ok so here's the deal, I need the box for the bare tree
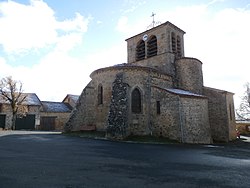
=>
[0,76,27,130]
[236,82,250,120]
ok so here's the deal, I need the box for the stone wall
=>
[151,87,181,141]
[180,97,211,144]
[67,65,174,134]
[226,92,236,140]
[151,86,211,143]
[203,87,236,142]
[107,73,128,139]
[65,82,95,132]
[129,53,176,77]
[175,58,203,94]
[90,66,173,133]
[0,104,12,129]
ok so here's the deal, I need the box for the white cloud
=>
[0,0,89,55]
[22,41,127,101]
[0,57,12,76]
[115,16,152,38]
[116,16,129,33]
[0,0,90,101]
[0,0,57,54]
[28,51,86,101]
[0,40,127,102]
[121,0,146,14]
[55,32,83,53]
[96,20,102,25]
[56,12,88,33]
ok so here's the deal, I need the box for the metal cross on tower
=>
[151,12,156,27]
[146,12,161,30]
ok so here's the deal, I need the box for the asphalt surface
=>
[0,131,250,188]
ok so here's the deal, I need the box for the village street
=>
[0,131,250,188]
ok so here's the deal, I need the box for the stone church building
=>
[65,21,236,144]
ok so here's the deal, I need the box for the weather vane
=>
[147,12,161,30]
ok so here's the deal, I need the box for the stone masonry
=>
[106,73,129,139]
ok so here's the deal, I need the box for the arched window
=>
[131,88,142,113]
[136,40,145,61]
[171,32,176,54]
[147,35,157,58]
[177,35,182,58]
[98,84,103,105]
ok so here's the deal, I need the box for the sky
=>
[0,0,250,108]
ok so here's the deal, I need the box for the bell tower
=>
[125,21,185,76]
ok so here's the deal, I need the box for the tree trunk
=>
[12,112,17,130]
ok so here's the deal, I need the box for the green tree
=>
[0,76,27,130]
[236,82,250,120]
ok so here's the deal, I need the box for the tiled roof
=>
[41,101,71,113]
[165,88,206,98]
[62,94,79,104]
[0,93,41,105]
[152,86,206,99]
[67,94,79,103]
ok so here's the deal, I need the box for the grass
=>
[63,131,179,144]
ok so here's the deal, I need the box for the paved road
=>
[0,131,249,188]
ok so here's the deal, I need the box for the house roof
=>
[62,94,79,103]
[41,101,71,113]
[0,93,41,106]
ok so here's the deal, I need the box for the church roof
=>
[153,86,206,99]
[165,88,206,98]
[125,21,185,41]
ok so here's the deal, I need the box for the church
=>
[65,21,236,144]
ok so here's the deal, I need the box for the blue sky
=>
[0,0,250,107]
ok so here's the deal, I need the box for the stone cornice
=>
[203,86,234,95]
[90,64,172,79]
[125,21,186,41]
[176,57,203,65]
